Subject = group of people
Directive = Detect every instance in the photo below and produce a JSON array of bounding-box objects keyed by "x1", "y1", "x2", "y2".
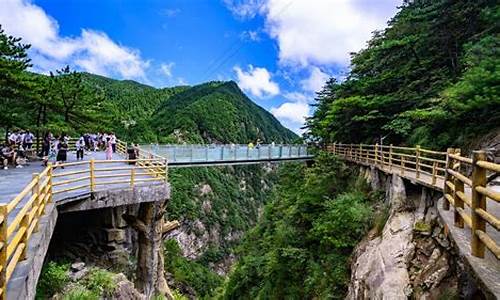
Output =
[
  {"x1": 1, "y1": 130, "x2": 119, "y2": 170},
  {"x1": 41, "y1": 132, "x2": 118, "y2": 166},
  {"x1": 0, "y1": 130, "x2": 35, "y2": 169}
]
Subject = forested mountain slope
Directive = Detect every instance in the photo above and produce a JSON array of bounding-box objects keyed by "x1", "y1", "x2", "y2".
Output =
[
  {"x1": 151, "y1": 81, "x2": 297, "y2": 144},
  {"x1": 307, "y1": 0, "x2": 499, "y2": 149}
]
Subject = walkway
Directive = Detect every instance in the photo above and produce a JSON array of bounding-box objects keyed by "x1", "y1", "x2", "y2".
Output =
[
  {"x1": 0, "y1": 146, "x2": 168, "y2": 300},
  {"x1": 140, "y1": 144, "x2": 312, "y2": 167},
  {"x1": 330, "y1": 143, "x2": 500, "y2": 297}
]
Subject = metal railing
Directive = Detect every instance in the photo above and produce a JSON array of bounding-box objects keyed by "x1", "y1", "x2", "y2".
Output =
[
  {"x1": 140, "y1": 144, "x2": 310, "y2": 164},
  {"x1": 329, "y1": 143, "x2": 499, "y2": 260},
  {"x1": 0, "y1": 140, "x2": 166, "y2": 299}
]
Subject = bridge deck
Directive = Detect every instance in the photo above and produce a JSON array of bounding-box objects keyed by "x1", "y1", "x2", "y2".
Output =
[{"x1": 141, "y1": 144, "x2": 312, "y2": 166}]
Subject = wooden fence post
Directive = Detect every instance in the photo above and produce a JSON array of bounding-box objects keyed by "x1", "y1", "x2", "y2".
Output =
[
  {"x1": 389, "y1": 144, "x2": 393, "y2": 171},
  {"x1": 443, "y1": 148, "x2": 454, "y2": 211},
  {"x1": 47, "y1": 163, "x2": 53, "y2": 203},
  {"x1": 374, "y1": 143, "x2": 379, "y2": 165},
  {"x1": 471, "y1": 151, "x2": 487, "y2": 258},
  {"x1": 0, "y1": 205, "x2": 7, "y2": 300},
  {"x1": 415, "y1": 145, "x2": 421, "y2": 178},
  {"x1": 401, "y1": 156, "x2": 405, "y2": 176},
  {"x1": 431, "y1": 161, "x2": 437, "y2": 185},
  {"x1": 90, "y1": 159, "x2": 95, "y2": 192},
  {"x1": 130, "y1": 167, "x2": 135, "y2": 188},
  {"x1": 333, "y1": 142, "x2": 336, "y2": 154},
  {"x1": 453, "y1": 150, "x2": 464, "y2": 228},
  {"x1": 32, "y1": 173, "x2": 41, "y2": 233}
]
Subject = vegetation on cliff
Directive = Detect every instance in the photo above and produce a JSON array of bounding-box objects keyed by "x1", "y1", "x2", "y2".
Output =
[
  {"x1": 307, "y1": 0, "x2": 499, "y2": 149},
  {"x1": 221, "y1": 153, "x2": 382, "y2": 299}
]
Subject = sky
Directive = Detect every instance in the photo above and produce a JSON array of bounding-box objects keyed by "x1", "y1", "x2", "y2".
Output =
[{"x1": 0, "y1": 0, "x2": 401, "y2": 134}]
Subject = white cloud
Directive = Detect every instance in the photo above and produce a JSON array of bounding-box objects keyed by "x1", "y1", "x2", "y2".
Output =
[
  {"x1": 226, "y1": 0, "x2": 400, "y2": 67},
  {"x1": 270, "y1": 92, "x2": 310, "y2": 134},
  {"x1": 240, "y1": 30, "x2": 260, "y2": 41},
  {"x1": 300, "y1": 66, "x2": 330, "y2": 93},
  {"x1": 160, "y1": 62, "x2": 175, "y2": 78},
  {"x1": 0, "y1": 0, "x2": 150, "y2": 80},
  {"x1": 234, "y1": 65, "x2": 280, "y2": 98},
  {"x1": 223, "y1": 0, "x2": 265, "y2": 19}
]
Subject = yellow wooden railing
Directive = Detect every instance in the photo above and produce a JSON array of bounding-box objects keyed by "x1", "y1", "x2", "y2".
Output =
[
  {"x1": 0, "y1": 142, "x2": 167, "y2": 299},
  {"x1": 329, "y1": 143, "x2": 499, "y2": 260}
]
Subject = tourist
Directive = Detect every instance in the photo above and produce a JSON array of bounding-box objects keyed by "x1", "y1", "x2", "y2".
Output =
[
  {"x1": 105, "y1": 137, "x2": 113, "y2": 160},
  {"x1": 248, "y1": 142, "x2": 254, "y2": 149},
  {"x1": 110, "y1": 132, "x2": 117, "y2": 153},
  {"x1": 57, "y1": 137, "x2": 69, "y2": 168},
  {"x1": 76, "y1": 135, "x2": 85, "y2": 161},
  {"x1": 1, "y1": 143, "x2": 16, "y2": 169},
  {"x1": 23, "y1": 130, "x2": 34, "y2": 150},
  {"x1": 127, "y1": 143, "x2": 137, "y2": 165},
  {"x1": 8, "y1": 130, "x2": 18, "y2": 146}
]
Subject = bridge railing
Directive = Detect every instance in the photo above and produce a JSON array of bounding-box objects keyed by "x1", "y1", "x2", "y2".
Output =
[
  {"x1": 329, "y1": 143, "x2": 499, "y2": 260},
  {"x1": 139, "y1": 144, "x2": 310, "y2": 163},
  {"x1": 444, "y1": 149, "x2": 499, "y2": 260},
  {"x1": 328, "y1": 143, "x2": 448, "y2": 185},
  {"x1": 0, "y1": 154, "x2": 167, "y2": 298}
]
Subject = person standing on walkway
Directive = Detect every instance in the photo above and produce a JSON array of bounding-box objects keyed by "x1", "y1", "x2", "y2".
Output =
[
  {"x1": 105, "y1": 137, "x2": 113, "y2": 160},
  {"x1": 76, "y1": 135, "x2": 85, "y2": 161},
  {"x1": 56, "y1": 137, "x2": 69, "y2": 168},
  {"x1": 110, "y1": 132, "x2": 117, "y2": 153}
]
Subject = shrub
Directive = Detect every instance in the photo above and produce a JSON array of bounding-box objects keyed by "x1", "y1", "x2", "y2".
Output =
[
  {"x1": 63, "y1": 285, "x2": 99, "y2": 300},
  {"x1": 84, "y1": 268, "x2": 117, "y2": 297},
  {"x1": 36, "y1": 261, "x2": 70, "y2": 298}
]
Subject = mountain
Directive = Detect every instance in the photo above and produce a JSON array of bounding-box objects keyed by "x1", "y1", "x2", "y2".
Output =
[
  {"x1": 79, "y1": 74, "x2": 297, "y2": 144},
  {"x1": 151, "y1": 81, "x2": 297, "y2": 144}
]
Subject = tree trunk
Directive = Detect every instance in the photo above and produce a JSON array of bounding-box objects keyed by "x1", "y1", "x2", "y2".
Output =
[{"x1": 124, "y1": 201, "x2": 174, "y2": 299}]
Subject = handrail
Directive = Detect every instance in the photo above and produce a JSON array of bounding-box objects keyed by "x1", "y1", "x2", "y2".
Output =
[
  {"x1": 0, "y1": 142, "x2": 168, "y2": 298},
  {"x1": 328, "y1": 143, "x2": 499, "y2": 260}
]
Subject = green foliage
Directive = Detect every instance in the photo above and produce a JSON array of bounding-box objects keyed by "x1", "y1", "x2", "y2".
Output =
[
  {"x1": 307, "y1": 1, "x2": 499, "y2": 149},
  {"x1": 151, "y1": 81, "x2": 297, "y2": 144},
  {"x1": 63, "y1": 285, "x2": 99, "y2": 300},
  {"x1": 83, "y1": 267, "x2": 117, "y2": 297},
  {"x1": 164, "y1": 239, "x2": 223, "y2": 299},
  {"x1": 36, "y1": 261, "x2": 70, "y2": 298},
  {"x1": 222, "y1": 152, "x2": 374, "y2": 299}
]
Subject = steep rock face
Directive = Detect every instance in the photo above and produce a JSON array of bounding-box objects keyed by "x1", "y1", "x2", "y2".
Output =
[
  {"x1": 348, "y1": 167, "x2": 462, "y2": 299},
  {"x1": 348, "y1": 173, "x2": 415, "y2": 299}
]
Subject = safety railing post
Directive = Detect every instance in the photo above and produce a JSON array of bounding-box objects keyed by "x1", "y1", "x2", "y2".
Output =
[
  {"x1": 0, "y1": 204, "x2": 7, "y2": 300},
  {"x1": 415, "y1": 145, "x2": 421, "y2": 178},
  {"x1": 471, "y1": 151, "x2": 487, "y2": 258},
  {"x1": 401, "y1": 156, "x2": 405, "y2": 176},
  {"x1": 374, "y1": 143, "x2": 378, "y2": 165},
  {"x1": 205, "y1": 145, "x2": 209, "y2": 162},
  {"x1": 47, "y1": 163, "x2": 53, "y2": 203},
  {"x1": 90, "y1": 159, "x2": 95, "y2": 192},
  {"x1": 130, "y1": 167, "x2": 135, "y2": 189},
  {"x1": 389, "y1": 144, "x2": 393, "y2": 171},
  {"x1": 451, "y1": 149, "x2": 463, "y2": 228},
  {"x1": 279, "y1": 145, "x2": 283, "y2": 158},
  {"x1": 269, "y1": 145, "x2": 273, "y2": 159},
  {"x1": 431, "y1": 161, "x2": 437, "y2": 185},
  {"x1": 443, "y1": 148, "x2": 454, "y2": 210},
  {"x1": 221, "y1": 146, "x2": 224, "y2": 161},
  {"x1": 333, "y1": 142, "x2": 336, "y2": 154},
  {"x1": 32, "y1": 172, "x2": 41, "y2": 233}
]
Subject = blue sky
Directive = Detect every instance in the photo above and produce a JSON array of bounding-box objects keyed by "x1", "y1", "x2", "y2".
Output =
[{"x1": 0, "y1": 0, "x2": 400, "y2": 133}]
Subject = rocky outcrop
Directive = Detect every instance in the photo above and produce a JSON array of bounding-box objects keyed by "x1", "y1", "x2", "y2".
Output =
[{"x1": 348, "y1": 169, "x2": 463, "y2": 299}]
